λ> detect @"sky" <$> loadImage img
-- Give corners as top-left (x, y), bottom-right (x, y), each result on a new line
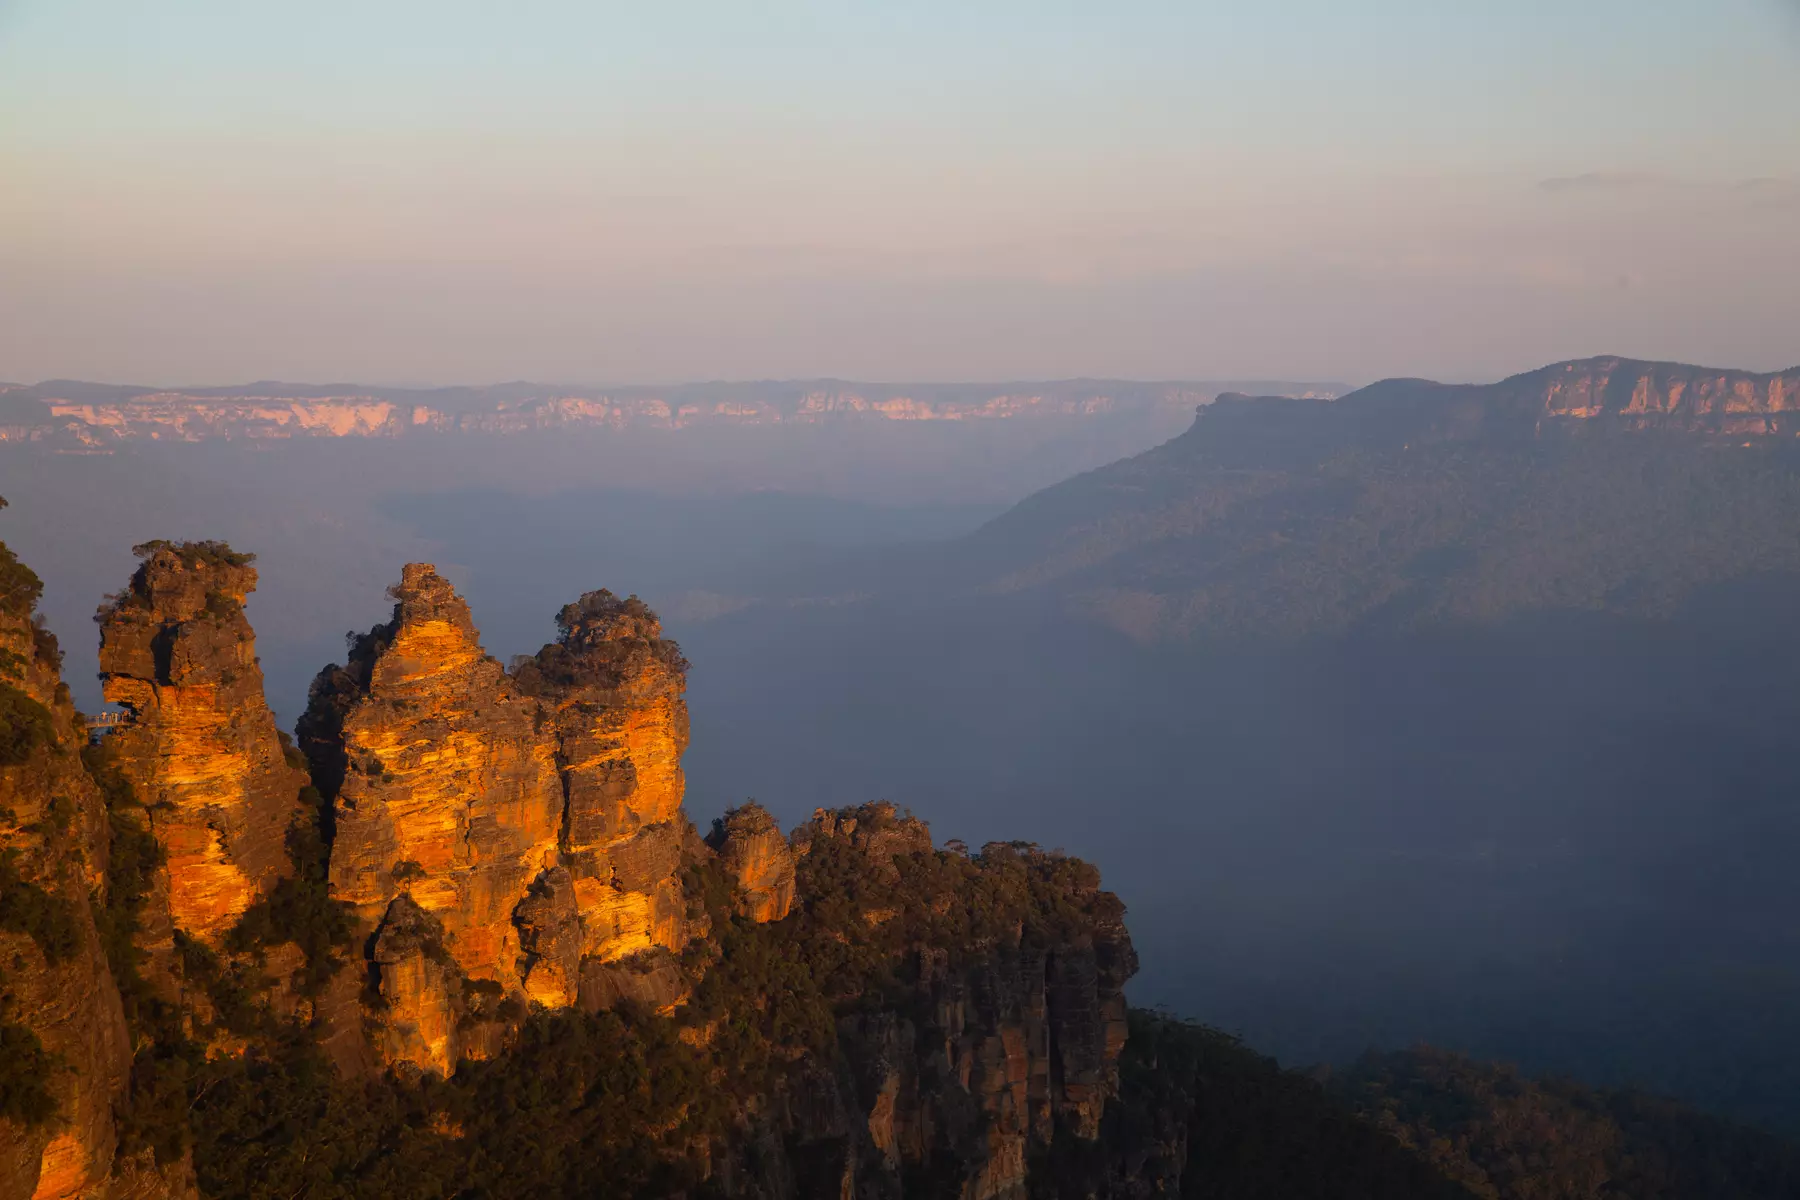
top-left (1, 0), bottom-right (1797, 386)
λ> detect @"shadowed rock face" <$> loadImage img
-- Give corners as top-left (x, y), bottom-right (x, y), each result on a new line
top-left (306, 567), bottom-right (705, 1070)
top-left (0, 546), bottom-right (132, 1200)
top-left (748, 804), bottom-right (1138, 1200)
top-left (96, 543), bottom-right (308, 944)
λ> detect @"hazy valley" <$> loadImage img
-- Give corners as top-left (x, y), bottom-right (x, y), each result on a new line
top-left (2, 356), bottom-right (1799, 1198)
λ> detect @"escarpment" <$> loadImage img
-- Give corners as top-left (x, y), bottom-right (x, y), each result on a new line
top-left (0, 532), bottom-right (131, 1200)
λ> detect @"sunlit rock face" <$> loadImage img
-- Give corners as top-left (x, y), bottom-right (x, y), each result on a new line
top-left (707, 802), bottom-right (796, 923)
top-left (318, 563), bottom-right (562, 1062)
top-left (0, 544), bottom-right (132, 1200)
top-left (305, 568), bottom-right (704, 1071)
top-left (96, 542), bottom-right (308, 943)
top-left (513, 589), bottom-right (704, 967)
top-left (1525, 358), bottom-right (1800, 433)
top-left (370, 893), bottom-right (463, 1077)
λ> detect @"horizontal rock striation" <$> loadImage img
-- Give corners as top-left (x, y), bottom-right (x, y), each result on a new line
top-left (1204, 356), bottom-right (1800, 451)
top-left (96, 541), bottom-right (308, 944)
top-left (304, 567), bottom-right (705, 1070)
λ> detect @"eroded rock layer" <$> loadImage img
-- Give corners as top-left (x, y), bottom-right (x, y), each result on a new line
top-left (306, 568), bottom-right (704, 1069)
top-left (96, 542), bottom-right (308, 943)
top-left (721, 803), bottom-right (1137, 1200)
top-left (708, 802), bottom-right (797, 923)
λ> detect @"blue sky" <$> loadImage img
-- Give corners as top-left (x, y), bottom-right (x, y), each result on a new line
top-left (2, 1), bottom-right (1796, 384)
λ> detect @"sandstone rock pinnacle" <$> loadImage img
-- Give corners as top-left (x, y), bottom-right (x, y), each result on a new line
top-left (96, 540), bottom-right (309, 944)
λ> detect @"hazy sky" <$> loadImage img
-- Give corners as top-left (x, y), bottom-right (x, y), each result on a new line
top-left (2, 1), bottom-right (1797, 385)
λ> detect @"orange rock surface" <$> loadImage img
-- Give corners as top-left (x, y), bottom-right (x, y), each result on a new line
top-left (96, 543), bottom-right (308, 943)
top-left (707, 803), bottom-right (796, 923)
top-left (308, 567), bottom-right (705, 1070)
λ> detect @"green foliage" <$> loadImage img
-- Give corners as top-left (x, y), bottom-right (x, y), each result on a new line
top-left (1031, 1013), bottom-right (1475, 1200)
top-left (178, 932), bottom-right (274, 1040)
top-left (80, 740), bottom-right (200, 1164)
top-left (201, 590), bottom-right (243, 622)
top-left (180, 1005), bottom-right (721, 1200)
top-left (275, 728), bottom-right (308, 771)
top-left (0, 539), bottom-right (43, 620)
top-left (130, 540), bottom-right (256, 570)
top-left (1335, 1048), bottom-right (1800, 1200)
top-left (28, 618), bottom-right (60, 673)
top-left (513, 589), bottom-right (689, 695)
top-left (226, 797), bottom-right (355, 997)
top-left (0, 849), bottom-right (80, 963)
top-left (0, 1016), bottom-right (61, 1127)
top-left (0, 683), bottom-right (53, 766)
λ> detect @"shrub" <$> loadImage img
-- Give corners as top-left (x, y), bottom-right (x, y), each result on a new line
top-left (0, 540), bottom-right (42, 620)
top-left (130, 540), bottom-right (256, 570)
top-left (0, 684), bottom-right (53, 766)
top-left (0, 1018), bottom-right (61, 1127)
top-left (225, 804), bottom-right (355, 997)
top-left (0, 853), bottom-right (81, 964)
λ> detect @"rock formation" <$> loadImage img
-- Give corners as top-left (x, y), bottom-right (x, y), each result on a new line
top-left (514, 589), bottom-right (700, 968)
top-left (0, 532), bottom-right (1487, 1199)
top-left (707, 803), bottom-right (796, 923)
top-left (95, 541), bottom-right (309, 944)
top-left (722, 803), bottom-right (1137, 1200)
top-left (0, 534), bottom-right (132, 1199)
top-left (303, 568), bottom-right (705, 1070)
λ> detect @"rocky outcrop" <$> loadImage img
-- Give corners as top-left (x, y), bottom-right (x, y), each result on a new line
top-left (1522, 357), bottom-right (1800, 434)
top-left (707, 803), bottom-right (796, 923)
top-left (311, 564), bottom-right (563, 1068)
top-left (305, 568), bottom-right (705, 1071)
top-left (0, 536), bottom-right (133, 1200)
top-left (95, 542), bottom-right (308, 944)
top-left (515, 589), bottom-right (701, 966)
top-left (1206, 357), bottom-right (1800, 450)
top-left (748, 805), bottom-right (1137, 1200)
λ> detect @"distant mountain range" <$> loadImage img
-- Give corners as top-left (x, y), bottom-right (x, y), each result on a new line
top-left (0, 377), bottom-right (1342, 446)
top-left (690, 355), bottom-right (1800, 638)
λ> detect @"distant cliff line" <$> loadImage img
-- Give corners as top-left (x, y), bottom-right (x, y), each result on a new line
top-left (1207, 356), bottom-right (1800, 440)
top-left (0, 377), bottom-right (1341, 446)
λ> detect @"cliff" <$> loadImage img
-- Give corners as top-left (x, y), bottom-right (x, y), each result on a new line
top-left (0, 528), bottom-right (1669, 1200)
top-left (741, 803), bottom-right (1136, 1200)
top-left (0, 379), bottom-right (1336, 446)
top-left (1200, 356), bottom-right (1800, 449)
top-left (302, 567), bottom-right (704, 1073)
top-left (95, 542), bottom-right (309, 944)
top-left (0, 529), bottom-right (132, 1199)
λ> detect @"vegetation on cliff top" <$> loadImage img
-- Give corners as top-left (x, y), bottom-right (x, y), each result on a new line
top-left (513, 588), bottom-right (690, 693)
top-left (128, 539), bottom-right (257, 571)
top-left (1332, 1048), bottom-right (1800, 1200)
top-left (0, 684), bottom-right (54, 767)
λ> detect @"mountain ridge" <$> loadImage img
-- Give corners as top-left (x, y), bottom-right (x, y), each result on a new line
top-left (0, 378), bottom-right (1343, 446)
